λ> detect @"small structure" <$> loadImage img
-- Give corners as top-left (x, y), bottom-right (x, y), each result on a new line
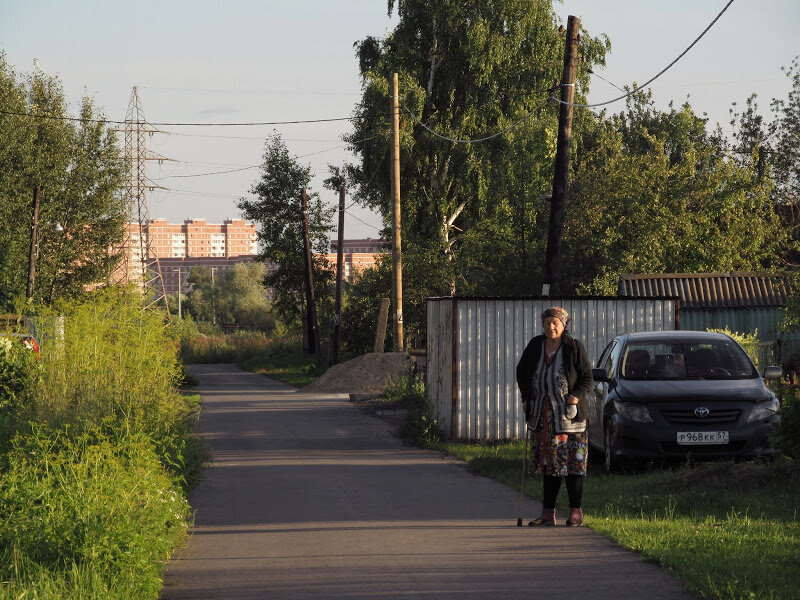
top-left (618, 272), bottom-right (796, 365)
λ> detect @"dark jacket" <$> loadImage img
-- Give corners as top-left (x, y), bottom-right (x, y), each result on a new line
top-left (516, 333), bottom-right (593, 427)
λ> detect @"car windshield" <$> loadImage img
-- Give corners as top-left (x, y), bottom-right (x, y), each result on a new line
top-left (620, 339), bottom-right (758, 380)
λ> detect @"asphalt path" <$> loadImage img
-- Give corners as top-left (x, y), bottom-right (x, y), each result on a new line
top-left (160, 364), bottom-right (694, 600)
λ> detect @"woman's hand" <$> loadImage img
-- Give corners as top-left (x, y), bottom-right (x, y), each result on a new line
top-left (565, 395), bottom-right (578, 419)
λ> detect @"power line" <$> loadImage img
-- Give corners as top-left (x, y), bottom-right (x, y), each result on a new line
top-left (345, 140), bottom-right (391, 210)
top-left (551, 0), bottom-right (735, 109)
top-left (156, 165), bottom-right (260, 179)
top-left (588, 69), bottom-right (627, 94)
top-left (157, 131), bottom-right (346, 141)
top-left (400, 96), bottom-right (552, 144)
top-left (344, 209), bottom-right (383, 232)
top-left (0, 108), bottom-right (367, 127)
top-left (157, 188), bottom-right (245, 199)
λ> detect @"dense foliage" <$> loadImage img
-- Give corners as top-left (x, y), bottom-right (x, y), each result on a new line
top-left (180, 262), bottom-right (278, 332)
top-left (346, 0), bottom-right (609, 297)
top-left (0, 56), bottom-right (125, 308)
top-left (564, 91), bottom-right (785, 294)
top-left (337, 3), bottom-right (799, 352)
top-left (0, 291), bottom-right (203, 598)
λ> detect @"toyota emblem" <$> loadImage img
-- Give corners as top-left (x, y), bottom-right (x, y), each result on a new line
top-left (694, 407), bottom-right (710, 418)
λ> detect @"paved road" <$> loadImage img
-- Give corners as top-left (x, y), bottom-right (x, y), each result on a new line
top-left (161, 364), bottom-right (693, 600)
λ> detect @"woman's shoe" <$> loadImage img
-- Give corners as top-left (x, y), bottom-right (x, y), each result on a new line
top-left (565, 508), bottom-right (583, 526)
top-left (528, 518), bottom-right (557, 526)
top-left (529, 508), bottom-right (557, 527)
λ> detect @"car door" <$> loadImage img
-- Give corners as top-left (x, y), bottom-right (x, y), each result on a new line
top-left (591, 340), bottom-right (618, 442)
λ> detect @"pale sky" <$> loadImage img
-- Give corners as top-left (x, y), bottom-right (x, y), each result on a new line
top-left (1, 1), bottom-right (797, 239)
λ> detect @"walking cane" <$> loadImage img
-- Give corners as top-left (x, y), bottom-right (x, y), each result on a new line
top-left (516, 423), bottom-right (530, 527)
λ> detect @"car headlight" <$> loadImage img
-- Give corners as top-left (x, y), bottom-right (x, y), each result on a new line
top-left (614, 400), bottom-right (653, 423)
top-left (747, 398), bottom-right (779, 422)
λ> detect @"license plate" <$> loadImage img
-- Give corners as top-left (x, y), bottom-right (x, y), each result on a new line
top-left (677, 431), bottom-right (729, 445)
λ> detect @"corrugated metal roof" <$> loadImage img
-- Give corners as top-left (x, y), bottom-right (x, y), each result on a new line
top-left (618, 273), bottom-right (790, 309)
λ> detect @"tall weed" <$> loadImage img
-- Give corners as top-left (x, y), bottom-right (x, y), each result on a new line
top-left (0, 289), bottom-right (205, 598)
top-left (26, 290), bottom-right (202, 486)
top-left (181, 330), bottom-right (324, 387)
top-left (0, 335), bottom-right (39, 450)
top-left (0, 427), bottom-right (190, 599)
top-left (383, 371), bottom-right (443, 445)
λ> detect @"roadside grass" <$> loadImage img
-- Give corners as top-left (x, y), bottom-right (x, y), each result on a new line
top-left (0, 290), bottom-right (206, 599)
top-left (442, 438), bottom-right (800, 600)
top-left (181, 330), bottom-right (327, 387)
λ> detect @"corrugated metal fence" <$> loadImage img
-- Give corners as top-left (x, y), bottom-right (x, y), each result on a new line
top-left (426, 297), bottom-right (677, 440)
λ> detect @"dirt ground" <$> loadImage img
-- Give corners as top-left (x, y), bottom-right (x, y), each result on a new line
top-left (303, 351), bottom-right (413, 395)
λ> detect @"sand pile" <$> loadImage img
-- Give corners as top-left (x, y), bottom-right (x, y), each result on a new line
top-left (304, 352), bottom-right (413, 394)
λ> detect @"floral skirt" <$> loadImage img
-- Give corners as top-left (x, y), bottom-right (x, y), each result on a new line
top-left (529, 404), bottom-right (588, 477)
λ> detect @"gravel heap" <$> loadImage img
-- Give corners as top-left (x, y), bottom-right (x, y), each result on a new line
top-left (303, 352), bottom-right (413, 394)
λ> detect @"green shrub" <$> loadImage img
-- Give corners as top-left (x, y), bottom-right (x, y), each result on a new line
top-left (384, 371), bottom-right (443, 446)
top-left (0, 427), bottom-right (190, 599)
top-left (21, 290), bottom-right (203, 488)
top-left (0, 335), bottom-right (39, 449)
top-left (707, 327), bottom-right (761, 370)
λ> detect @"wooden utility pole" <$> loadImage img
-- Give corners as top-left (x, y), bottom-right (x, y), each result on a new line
top-left (301, 188), bottom-right (319, 354)
top-left (542, 15), bottom-right (580, 296)
top-left (374, 298), bottom-right (391, 353)
top-left (390, 72), bottom-right (405, 351)
top-left (26, 186), bottom-right (42, 299)
top-left (332, 185), bottom-right (346, 363)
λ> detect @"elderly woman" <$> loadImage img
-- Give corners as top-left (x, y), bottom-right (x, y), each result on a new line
top-left (516, 307), bottom-right (593, 526)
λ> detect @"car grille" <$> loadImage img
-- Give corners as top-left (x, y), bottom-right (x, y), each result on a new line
top-left (659, 408), bottom-right (741, 425)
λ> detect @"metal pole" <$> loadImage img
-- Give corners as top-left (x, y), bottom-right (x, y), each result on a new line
top-left (27, 186), bottom-right (42, 299)
top-left (390, 72), bottom-right (405, 351)
top-left (333, 185), bottom-right (345, 363)
top-left (542, 15), bottom-right (580, 296)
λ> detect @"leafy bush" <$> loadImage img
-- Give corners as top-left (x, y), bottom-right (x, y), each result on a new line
top-left (383, 371), bottom-right (443, 446)
top-left (0, 290), bottom-right (206, 598)
top-left (0, 335), bottom-right (39, 449)
top-left (0, 427), bottom-right (190, 599)
top-left (707, 327), bottom-right (761, 370)
top-left (20, 290), bottom-right (203, 488)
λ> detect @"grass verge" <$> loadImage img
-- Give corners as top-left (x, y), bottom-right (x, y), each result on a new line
top-left (442, 438), bottom-right (800, 600)
top-left (1, 290), bottom-right (207, 599)
top-left (180, 331), bottom-right (327, 388)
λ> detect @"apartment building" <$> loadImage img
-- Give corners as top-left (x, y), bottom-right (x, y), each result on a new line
top-left (118, 219), bottom-right (258, 293)
top-left (129, 218), bottom-right (258, 258)
top-left (327, 238), bottom-right (388, 279)
top-left (117, 220), bottom-right (385, 295)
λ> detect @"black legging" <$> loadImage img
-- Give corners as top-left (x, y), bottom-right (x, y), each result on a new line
top-left (542, 474), bottom-right (583, 509)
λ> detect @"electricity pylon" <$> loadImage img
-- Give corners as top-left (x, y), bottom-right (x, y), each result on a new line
top-left (112, 86), bottom-right (170, 311)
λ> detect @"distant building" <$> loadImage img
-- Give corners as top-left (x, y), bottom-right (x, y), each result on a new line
top-left (125, 218), bottom-right (257, 259)
top-left (118, 219), bottom-right (259, 294)
top-left (327, 238), bottom-right (388, 279)
top-left (116, 221), bottom-right (386, 296)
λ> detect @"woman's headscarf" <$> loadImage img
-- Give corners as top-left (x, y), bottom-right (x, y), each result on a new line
top-left (541, 306), bottom-right (569, 329)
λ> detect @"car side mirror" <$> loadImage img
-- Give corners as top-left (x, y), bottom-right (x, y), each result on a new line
top-left (592, 367), bottom-right (610, 383)
top-left (763, 366), bottom-right (782, 380)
